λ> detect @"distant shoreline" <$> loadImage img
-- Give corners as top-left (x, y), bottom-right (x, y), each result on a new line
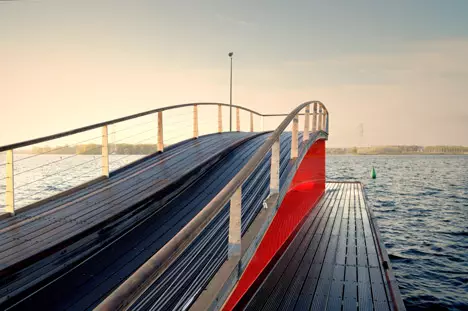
top-left (327, 152), bottom-right (468, 156)
top-left (9, 144), bottom-right (468, 156)
top-left (327, 146), bottom-right (468, 156)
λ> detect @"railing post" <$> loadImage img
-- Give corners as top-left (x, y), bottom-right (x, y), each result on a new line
top-left (193, 104), bottom-right (199, 138)
top-left (250, 112), bottom-right (254, 132)
top-left (157, 111), bottom-right (164, 152)
top-left (322, 110), bottom-right (327, 132)
top-left (5, 150), bottom-right (14, 215)
top-left (303, 104), bottom-right (310, 141)
top-left (325, 111), bottom-right (329, 133)
top-left (218, 104), bottom-right (222, 133)
top-left (102, 125), bottom-right (109, 178)
top-left (228, 187), bottom-right (242, 258)
top-left (291, 115), bottom-right (298, 159)
top-left (236, 107), bottom-right (240, 132)
top-left (312, 102), bottom-right (317, 132)
top-left (318, 105), bottom-right (323, 131)
top-left (270, 138), bottom-right (280, 195)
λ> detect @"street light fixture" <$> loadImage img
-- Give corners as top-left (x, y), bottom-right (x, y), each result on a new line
top-left (228, 52), bottom-right (233, 132)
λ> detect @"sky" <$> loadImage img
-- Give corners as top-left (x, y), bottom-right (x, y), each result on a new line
top-left (1, 0), bottom-right (468, 147)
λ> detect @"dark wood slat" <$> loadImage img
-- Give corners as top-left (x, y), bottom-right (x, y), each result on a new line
top-left (0, 135), bottom-right (224, 231)
top-left (0, 133), bottom-right (256, 276)
top-left (2, 133), bottom-right (282, 310)
top-left (247, 184), bottom-right (337, 311)
top-left (245, 182), bottom-right (406, 311)
top-left (262, 184), bottom-right (341, 311)
top-left (358, 280), bottom-right (374, 311)
top-left (304, 183), bottom-right (348, 310)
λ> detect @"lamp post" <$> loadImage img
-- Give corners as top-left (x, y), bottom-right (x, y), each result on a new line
top-left (228, 52), bottom-right (233, 132)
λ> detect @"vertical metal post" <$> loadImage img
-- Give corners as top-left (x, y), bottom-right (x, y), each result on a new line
top-left (318, 105), bottom-right (323, 131)
top-left (250, 112), bottom-right (254, 132)
top-left (303, 104), bottom-right (310, 141)
top-left (5, 150), bottom-right (14, 215)
top-left (236, 107), bottom-right (240, 132)
top-left (218, 104), bottom-right (222, 133)
top-left (270, 139), bottom-right (280, 195)
top-left (229, 55), bottom-right (233, 132)
top-left (193, 104), bottom-right (199, 138)
top-left (323, 110), bottom-right (327, 132)
top-left (102, 125), bottom-right (109, 178)
top-left (228, 187), bottom-right (242, 258)
top-left (291, 115), bottom-right (298, 159)
top-left (157, 111), bottom-right (164, 152)
top-left (325, 111), bottom-right (329, 133)
top-left (312, 102), bottom-right (317, 132)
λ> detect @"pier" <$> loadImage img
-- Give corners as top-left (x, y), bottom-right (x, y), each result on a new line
top-left (0, 101), bottom-right (405, 310)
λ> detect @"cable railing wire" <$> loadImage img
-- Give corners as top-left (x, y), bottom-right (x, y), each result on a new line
top-left (111, 127), bottom-right (157, 145)
top-left (162, 126), bottom-right (193, 138)
top-left (109, 137), bottom-right (158, 166)
top-left (14, 143), bottom-right (104, 177)
top-left (15, 162), bottom-right (102, 205)
top-left (112, 119), bottom-right (157, 135)
top-left (14, 156), bottom-right (100, 190)
top-left (14, 127), bottom-right (225, 205)
top-left (15, 122), bottom-right (192, 185)
top-left (163, 118), bottom-right (194, 127)
top-left (114, 110), bottom-right (193, 133)
top-left (13, 133), bottom-right (104, 163)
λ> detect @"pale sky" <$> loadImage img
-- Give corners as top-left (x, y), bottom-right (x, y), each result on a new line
top-left (1, 0), bottom-right (468, 148)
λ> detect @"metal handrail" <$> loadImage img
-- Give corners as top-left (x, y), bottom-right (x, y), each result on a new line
top-left (95, 100), bottom-right (329, 311)
top-left (0, 103), bottom-right (262, 152)
top-left (1, 100), bottom-right (328, 216)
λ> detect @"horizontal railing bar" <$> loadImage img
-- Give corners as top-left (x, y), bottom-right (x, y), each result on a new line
top-left (0, 103), bottom-right (264, 152)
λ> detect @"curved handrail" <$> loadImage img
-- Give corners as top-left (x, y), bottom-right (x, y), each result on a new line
top-left (0, 102), bottom-right (263, 152)
top-left (95, 100), bottom-right (329, 311)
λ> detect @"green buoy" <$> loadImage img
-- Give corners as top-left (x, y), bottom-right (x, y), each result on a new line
top-left (371, 167), bottom-right (377, 179)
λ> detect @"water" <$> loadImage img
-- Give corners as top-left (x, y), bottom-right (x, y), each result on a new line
top-left (327, 155), bottom-right (468, 311)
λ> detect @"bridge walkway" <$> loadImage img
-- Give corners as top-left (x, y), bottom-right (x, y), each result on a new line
top-left (0, 132), bottom-right (298, 310)
top-left (0, 132), bottom-right (261, 305)
top-left (243, 182), bottom-right (405, 311)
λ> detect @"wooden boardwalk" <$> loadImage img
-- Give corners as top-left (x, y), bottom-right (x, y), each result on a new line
top-left (0, 133), bottom-right (256, 277)
top-left (245, 182), bottom-right (405, 311)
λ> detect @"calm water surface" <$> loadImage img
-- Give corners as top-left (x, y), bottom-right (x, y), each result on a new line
top-left (327, 155), bottom-right (468, 311)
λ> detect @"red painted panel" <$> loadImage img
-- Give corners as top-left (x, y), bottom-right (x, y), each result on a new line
top-left (223, 139), bottom-right (325, 310)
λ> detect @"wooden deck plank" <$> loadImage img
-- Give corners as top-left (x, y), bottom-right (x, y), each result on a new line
top-left (0, 135), bottom-right (237, 246)
top-left (0, 135), bottom-right (229, 241)
top-left (299, 183), bottom-right (347, 310)
top-left (0, 134), bottom-right (225, 231)
top-left (1, 132), bottom-right (288, 310)
top-left (0, 133), bottom-right (256, 275)
top-left (260, 184), bottom-right (341, 311)
top-left (245, 182), bottom-right (405, 311)
top-left (249, 184), bottom-right (337, 311)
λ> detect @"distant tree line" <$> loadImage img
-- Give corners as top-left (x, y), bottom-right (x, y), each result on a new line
top-left (327, 145), bottom-right (468, 155)
top-left (31, 144), bottom-right (158, 155)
